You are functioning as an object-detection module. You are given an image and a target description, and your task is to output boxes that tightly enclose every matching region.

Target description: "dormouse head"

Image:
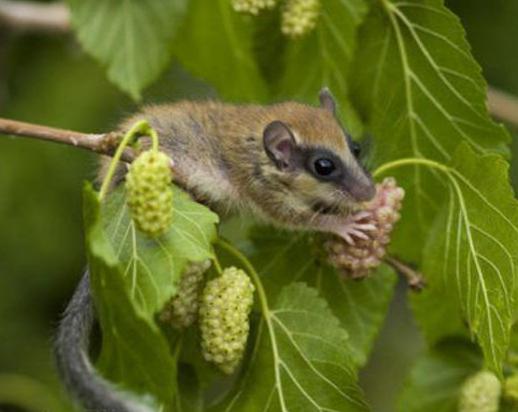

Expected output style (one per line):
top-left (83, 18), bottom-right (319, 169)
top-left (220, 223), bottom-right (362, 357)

top-left (262, 88), bottom-right (375, 217)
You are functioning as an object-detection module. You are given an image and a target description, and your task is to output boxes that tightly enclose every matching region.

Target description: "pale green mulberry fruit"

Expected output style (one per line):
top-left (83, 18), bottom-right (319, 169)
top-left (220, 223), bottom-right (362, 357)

top-left (281, 0), bottom-right (320, 38)
top-left (160, 260), bottom-right (211, 329)
top-left (199, 267), bottom-right (255, 374)
top-left (459, 370), bottom-right (501, 412)
top-left (126, 150), bottom-right (173, 238)
top-left (232, 0), bottom-right (277, 15)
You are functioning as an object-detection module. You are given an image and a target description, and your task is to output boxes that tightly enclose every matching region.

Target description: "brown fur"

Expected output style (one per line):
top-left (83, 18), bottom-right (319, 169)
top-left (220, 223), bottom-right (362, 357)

top-left (100, 98), bottom-right (374, 230)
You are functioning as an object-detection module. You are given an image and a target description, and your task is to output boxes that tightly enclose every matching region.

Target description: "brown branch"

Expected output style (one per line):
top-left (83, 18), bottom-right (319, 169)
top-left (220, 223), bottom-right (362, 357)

top-left (487, 87), bottom-right (518, 130)
top-left (0, 117), bottom-right (135, 162)
top-left (384, 256), bottom-right (426, 291)
top-left (0, 1), bottom-right (70, 33)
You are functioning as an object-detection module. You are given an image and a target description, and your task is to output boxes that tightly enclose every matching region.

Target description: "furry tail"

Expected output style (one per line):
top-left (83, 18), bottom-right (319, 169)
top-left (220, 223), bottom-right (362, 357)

top-left (54, 270), bottom-right (151, 412)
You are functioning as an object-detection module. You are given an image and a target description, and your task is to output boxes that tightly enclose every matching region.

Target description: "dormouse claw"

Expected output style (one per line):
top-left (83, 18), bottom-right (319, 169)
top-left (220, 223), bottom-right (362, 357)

top-left (311, 211), bottom-right (377, 245)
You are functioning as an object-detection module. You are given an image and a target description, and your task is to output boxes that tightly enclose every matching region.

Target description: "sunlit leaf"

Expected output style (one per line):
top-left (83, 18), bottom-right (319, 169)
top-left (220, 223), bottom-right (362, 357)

top-left (277, 0), bottom-right (369, 135)
top-left (102, 185), bottom-right (218, 319)
top-left (406, 144), bottom-right (518, 375)
top-left (352, 0), bottom-right (510, 260)
top-left (67, 0), bottom-right (188, 99)
top-left (174, 0), bottom-right (268, 102)
top-left (83, 183), bottom-right (177, 411)
top-left (247, 227), bottom-right (397, 367)
top-left (213, 283), bottom-right (368, 412)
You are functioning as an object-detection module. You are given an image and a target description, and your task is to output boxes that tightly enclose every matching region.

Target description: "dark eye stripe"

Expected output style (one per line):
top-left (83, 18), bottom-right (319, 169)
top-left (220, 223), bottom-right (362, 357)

top-left (350, 141), bottom-right (361, 158)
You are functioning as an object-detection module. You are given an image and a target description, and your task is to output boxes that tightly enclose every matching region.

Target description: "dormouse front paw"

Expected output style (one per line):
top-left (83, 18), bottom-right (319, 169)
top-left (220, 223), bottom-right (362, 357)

top-left (323, 177), bottom-right (405, 279)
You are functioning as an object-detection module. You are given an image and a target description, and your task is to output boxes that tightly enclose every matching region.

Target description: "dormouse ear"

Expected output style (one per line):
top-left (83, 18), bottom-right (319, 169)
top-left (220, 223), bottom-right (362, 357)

top-left (263, 121), bottom-right (296, 171)
top-left (319, 87), bottom-right (336, 114)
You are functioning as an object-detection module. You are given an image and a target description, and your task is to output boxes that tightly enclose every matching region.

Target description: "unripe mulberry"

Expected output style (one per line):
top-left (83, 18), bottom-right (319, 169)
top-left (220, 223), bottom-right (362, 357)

top-left (459, 370), bottom-right (501, 412)
top-left (281, 0), bottom-right (320, 38)
top-left (125, 150), bottom-right (173, 238)
top-left (160, 260), bottom-right (211, 329)
top-left (324, 177), bottom-right (404, 279)
top-left (232, 0), bottom-right (277, 15)
top-left (199, 267), bottom-right (255, 374)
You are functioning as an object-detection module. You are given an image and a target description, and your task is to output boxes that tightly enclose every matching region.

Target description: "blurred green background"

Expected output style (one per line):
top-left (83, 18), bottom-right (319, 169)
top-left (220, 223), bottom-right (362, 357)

top-left (0, 1), bottom-right (516, 411)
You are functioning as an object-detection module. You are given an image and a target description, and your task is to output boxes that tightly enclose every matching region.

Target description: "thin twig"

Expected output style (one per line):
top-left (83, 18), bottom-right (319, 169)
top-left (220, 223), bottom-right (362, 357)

top-left (487, 87), bottom-right (518, 130)
top-left (0, 117), bottom-right (135, 162)
top-left (384, 256), bottom-right (426, 291)
top-left (0, 0), bottom-right (70, 33)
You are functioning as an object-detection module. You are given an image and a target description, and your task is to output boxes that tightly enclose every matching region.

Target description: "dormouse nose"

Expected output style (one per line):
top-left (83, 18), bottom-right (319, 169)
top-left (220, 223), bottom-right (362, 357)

top-left (349, 181), bottom-right (376, 202)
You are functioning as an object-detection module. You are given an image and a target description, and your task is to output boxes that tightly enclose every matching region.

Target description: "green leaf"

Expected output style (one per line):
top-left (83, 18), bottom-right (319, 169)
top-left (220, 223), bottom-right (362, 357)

top-left (176, 363), bottom-right (203, 412)
top-left (83, 183), bottom-right (177, 410)
top-left (277, 0), bottom-right (369, 135)
top-left (412, 144), bottom-right (518, 375)
top-left (102, 185), bottom-right (218, 319)
top-left (174, 0), bottom-right (268, 101)
top-left (246, 227), bottom-right (397, 367)
top-left (213, 283), bottom-right (368, 412)
top-left (67, 0), bottom-right (188, 99)
top-left (398, 339), bottom-right (482, 412)
top-left (317, 265), bottom-right (397, 367)
top-left (352, 0), bottom-right (511, 260)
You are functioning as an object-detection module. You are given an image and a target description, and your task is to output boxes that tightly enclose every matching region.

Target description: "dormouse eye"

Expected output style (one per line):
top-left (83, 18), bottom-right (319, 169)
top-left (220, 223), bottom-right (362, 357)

top-left (314, 158), bottom-right (336, 176)
top-left (350, 141), bottom-right (361, 158)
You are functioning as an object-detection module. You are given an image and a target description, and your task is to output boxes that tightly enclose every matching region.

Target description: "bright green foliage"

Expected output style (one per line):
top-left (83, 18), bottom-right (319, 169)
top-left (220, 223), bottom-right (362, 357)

top-left (411, 145), bottom-right (518, 375)
top-left (398, 339), bottom-right (482, 412)
top-left (83, 183), bottom-right (176, 411)
top-left (278, 0), bottom-right (368, 135)
top-left (246, 227), bottom-right (397, 367)
top-left (352, 0), bottom-right (510, 261)
top-left (60, 0), bottom-right (518, 408)
top-left (459, 370), bottom-right (501, 412)
top-left (199, 267), bottom-right (255, 374)
top-left (214, 283), bottom-right (368, 411)
top-left (66, 0), bottom-right (187, 99)
top-left (174, 0), bottom-right (268, 102)
top-left (126, 150), bottom-right (174, 238)
top-left (102, 185), bottom-right (218, 320)
top-left (316, 265), bottom-right (396, 367)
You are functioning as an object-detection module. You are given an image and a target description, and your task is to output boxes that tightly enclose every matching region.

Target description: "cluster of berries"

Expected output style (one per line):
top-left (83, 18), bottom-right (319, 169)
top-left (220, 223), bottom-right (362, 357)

top-left (160, 260), bottom-right (212, 329)
top-left (161, 264), bottom-right (255, 375)
top-left (232, 0), bottom-right (321, 38)
top-left (199, 267), bottom-right (255, 374)
top-left (126, 144), bottom-right (255, 375)
top-left (323, 177), bottom-right (405, 279)
top-left (126, 150), bottom-right (174, 238)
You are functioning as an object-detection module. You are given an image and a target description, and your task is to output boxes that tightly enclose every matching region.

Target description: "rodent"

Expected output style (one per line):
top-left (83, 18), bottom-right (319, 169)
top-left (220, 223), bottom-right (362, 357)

top-left (55, 88), bottom-right (375, 411)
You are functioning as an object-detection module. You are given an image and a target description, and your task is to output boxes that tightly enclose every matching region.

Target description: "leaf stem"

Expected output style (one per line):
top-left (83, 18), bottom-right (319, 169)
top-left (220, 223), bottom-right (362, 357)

top-left (384, 256), bottom-right (426, 291)
top-left (98, 120), bottom-right (157, 201)
top-left (373, 157), bottom-right (450, 178)
top-left (215, 238), bottom-right (287, 409)
top-left (212, 253), bottom-right (223, 275)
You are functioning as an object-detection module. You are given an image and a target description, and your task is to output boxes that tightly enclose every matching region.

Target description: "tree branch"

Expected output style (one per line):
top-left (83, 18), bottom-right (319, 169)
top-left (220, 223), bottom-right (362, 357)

top-left (487, 87), bottom-right (518, 130)
top-left (0, 0), bottom-right (70, 33)
top-left (0, 117), bottom-right (135, 162)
